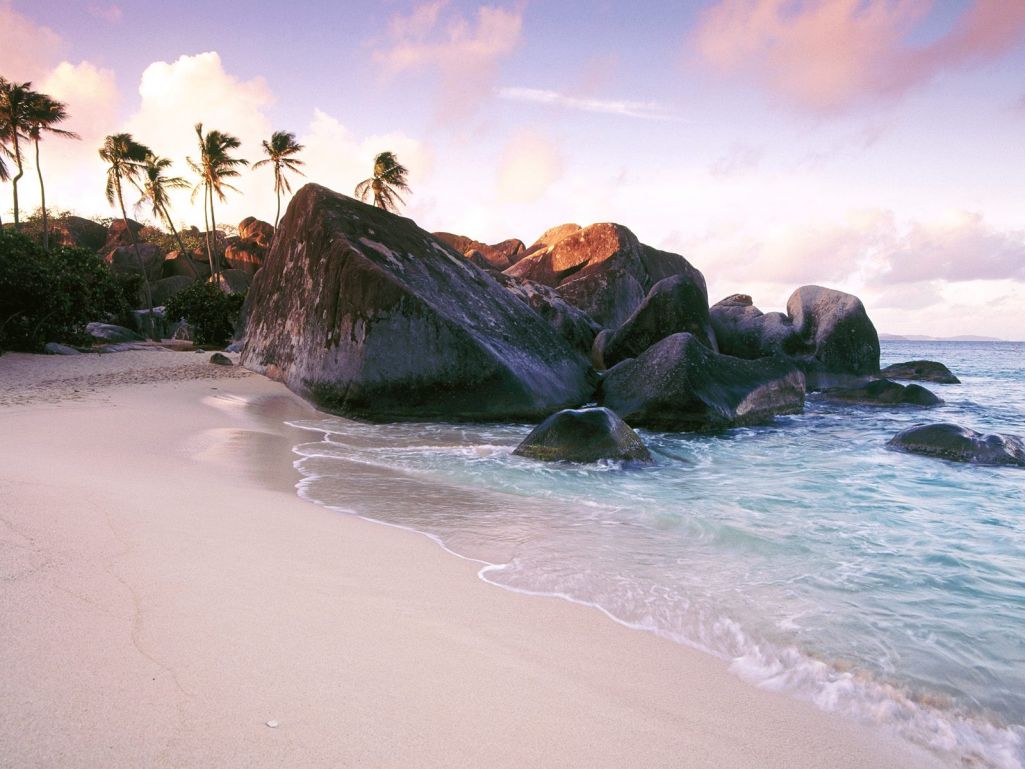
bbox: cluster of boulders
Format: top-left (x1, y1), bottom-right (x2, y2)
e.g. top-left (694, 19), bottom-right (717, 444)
top-left (233, 184), bottom-right (1017, 468)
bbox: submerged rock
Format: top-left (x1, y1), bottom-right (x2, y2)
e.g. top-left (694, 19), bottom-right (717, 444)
top-left (513, 407), bottom-right (652, 463)
top-left (241, 184), bottom-right (595, 421)
top-left (821, 379), bottom-right (942, 407)
top-left (887, 423), bottom-right (1025, 467)
top-left (880, 360), bottom-right (960, 384)
top-left (599, 332), bottom-right (806, 431)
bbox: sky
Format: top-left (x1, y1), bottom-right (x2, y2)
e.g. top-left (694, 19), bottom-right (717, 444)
top-left (3, 0), bottom-right (1025, 338)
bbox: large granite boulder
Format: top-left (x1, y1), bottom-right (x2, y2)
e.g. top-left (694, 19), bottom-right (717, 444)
top-left (711, 287), bottom-right (880, 389)
top-left (238, 217), bottom-right (274, 247)
top-left (504, 223), bottom-right (700, 328)
top-left (241, 184), bottom-right (596, 421)
top-left (212, 269), bottom-right (252, 295)
top-left (887, 423), bottom-right (1025, 468)
top-left (161, 250), bottom-right (210, 280)
top-left (599, 332), bottom-right (806, 431)
top-left (821, 379), bottom-right (942, 407)
top-left (49, 216), bottom-right (107, 251)
top-left (880, 360), bottom-right (960, 384)
top-left (523, 223), bottom-right (581, 257)
top-left (602, 272), bottom-right (717, 368)
top-left (496, 274), bottom-right (601, 354)
top-left (104, 243), bottom-right (163, 282)
top-left (224, 238), bottom-right (266, 275)
top-left (151, 275), bottom-right (194, 307)
top-left (104, 218), bottom-right (143, 249)
top-left (513, 407), bottom-right (652, 463)
top-left (86, 322), bottom-right (143, 343)
top-left (433, 232), bottom-right (526, 270)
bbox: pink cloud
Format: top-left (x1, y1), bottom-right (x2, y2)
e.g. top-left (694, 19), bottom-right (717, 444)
top-left (0, 1), bottom-right (65, 81)
top-left (692, 0), bottom-right (1025, 112)
top-left (87, 3), bottom-right (123, 23)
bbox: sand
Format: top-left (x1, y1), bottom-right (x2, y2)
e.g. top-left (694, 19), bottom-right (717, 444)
top-left (0, 350), bottom-right (949, 769)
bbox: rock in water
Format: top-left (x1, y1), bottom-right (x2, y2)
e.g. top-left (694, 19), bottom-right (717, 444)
top-left (513, 407), bottom-right (652, 463)
top-left (505, 222), bottom-right (700, 328)
top-left (600, 332), bottom-right (806, 431)
top-left (887, 423), bottom-right (1025, 468)
top-left (602, 272), bottom-right (717, 368)
top-left (786, 286), bottom-right (880, 388)
top-left (710, 294), bottom-right (800, 359)
top-left (821, 379), bottom-right (942, 406)
top-left (240, 184), bottom-right (595, 421)
top-left (880, 360), bottom-right (960, 384)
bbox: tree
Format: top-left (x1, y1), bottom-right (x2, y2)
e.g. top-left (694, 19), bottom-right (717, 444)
top-left (189, 124), bottom-right (247, 280)
top-left (134, 152), bottom-right (189, 257)
top-left (25, 92), bottom-right (79, 249)
top-left (99, 133), bottom-right (155, 336)
top-left (0, 77), bottom-right (35, 229)
top-left (252, 130), bottom-right (304, 228)
top-left (354, 151), bottom-right (411, 213)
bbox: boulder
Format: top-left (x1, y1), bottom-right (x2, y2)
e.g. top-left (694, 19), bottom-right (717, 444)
top-left (602, 272), bottom-right (717, 368)
top-left (104, 218), bottom-right (143, 249)
top-left (710, 294), bottom-right (801, 359)
top-left (880, 360), bottom-right (960, 384)
top-left (821, 379), bottom-right (942, 407)
top-left (151, 276), bottom-right (194, 307)
top-left (44, 342), bottom-right (81, 355)
top-left (495, 274), bottom-right (601, 354)
top-left (513, 407), bottom-right (652, 463)
top-left (887, 423), bottom-right (1025, 468)
top-left (787, 286), bottom-right (880, 388)
top-left (240, 184), bottom-right (596, 421)
top-left (591, 328), bottom-right (613, 371)
top-left (433, 232), bottom-right (526, 270)
top-left (161, 251), bottom-right (210, 280)
top-left (599, 332), bottom-right (806, 431)
top-left (238, 217), bottom-right (274, 247)
top-left (210, 352), bottom-right (233, 366)
top-left (104, 243), bottom-right (163, 282)
top-left (49, 216), bottom-right (107, 251)
top-left (86, 322), bottom-right (143, 343)
top-left (212, 269), bottom-right (252, 295)
top-left (506, 222), bottom-right (702, 328)
top-left (224, 239), bottom-right (266, 274)
top-left (523, 223), bottom-right (581, 257)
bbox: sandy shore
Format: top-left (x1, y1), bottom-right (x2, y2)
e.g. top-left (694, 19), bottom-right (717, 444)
top-left (0, 350), bottom-right (947, 769)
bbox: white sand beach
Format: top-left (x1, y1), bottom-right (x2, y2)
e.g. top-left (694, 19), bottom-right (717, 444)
top-left (0, 350), bottom-right (948, 769)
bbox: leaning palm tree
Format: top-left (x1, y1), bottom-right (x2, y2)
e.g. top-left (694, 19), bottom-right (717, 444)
top-left (188, 123), bottom-right (247, 280)
top-left (100, 133), bottom-right (155, 336)
top-left (25, 92), bottom-right (79, 249)
top-left (134, 152), bottom-right (189, 256)
top-left (0, 77), bottom-right (35, 229)
top-left (354, 151), bottom-right (411, 213)
top-left (252, 130), bottom-right (304, 228)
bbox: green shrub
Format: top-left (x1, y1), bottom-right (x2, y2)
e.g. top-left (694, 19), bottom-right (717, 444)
top-left (164, 281), bottom-right (246, 347)
top-left (0, 228), bottom-right (134, 352)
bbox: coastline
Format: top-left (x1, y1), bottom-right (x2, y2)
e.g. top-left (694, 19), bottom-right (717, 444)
top-left (0, 350), bottom-right (947, 769)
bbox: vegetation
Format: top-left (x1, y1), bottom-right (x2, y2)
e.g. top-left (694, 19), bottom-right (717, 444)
top-left (253, 131), bottom-right (304, 228)
top-left (0, 77), bottom-right (33, 228)
top-left (25, 91), bottom-right (79, 249)
top-left (355, 151), bottom-right (411, 213)
top-left (135, 152), bottom-right (190, 256)
top-left (164, 281), bottom-right (246, 347)
top-left (0, 228), bottom-right (134, 352)
top-left (189, 124), bottom-right (247, 279)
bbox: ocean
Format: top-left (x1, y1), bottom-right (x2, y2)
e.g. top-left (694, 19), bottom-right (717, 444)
top-left (288, 341), bottom-right (1025, 769)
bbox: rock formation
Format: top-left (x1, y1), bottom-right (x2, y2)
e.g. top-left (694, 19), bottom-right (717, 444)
top-left (226, 218), bottom-right (274, 275)
top-left (50, 216), bottom-right (107, 251)
top-left (495, 274), bottom-right (601, 354)
top-left (241, 184), bottom-right (595, 421)
top-left (887, 423), bottom-right (1025, 467)
top-left (433, 232), bottom-right (526, 270)
top-left (513, 407), bottom-right (652, 463)
top-left (821, 379), bottom-right (942, 407)
top-left (599, 332), bottom-right (806, 431)
top-left (880, 360), bottom-right (960, 384)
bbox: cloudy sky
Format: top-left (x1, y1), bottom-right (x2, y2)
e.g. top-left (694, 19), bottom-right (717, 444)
top-left (4, 0), bottom-right (1025, 338)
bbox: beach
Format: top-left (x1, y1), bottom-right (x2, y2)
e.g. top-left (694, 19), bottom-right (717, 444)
top-left (0, 350), bottom-right (948, 769)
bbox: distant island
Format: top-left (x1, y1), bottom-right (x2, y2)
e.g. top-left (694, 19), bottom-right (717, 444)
top-left (880, 333), bottom-right (1005, 342)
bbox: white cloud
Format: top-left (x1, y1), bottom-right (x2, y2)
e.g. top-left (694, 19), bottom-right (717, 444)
top-left (496, 130), bottom-right (563, 204)
top-left (497, 87), bottom-right (681, 121)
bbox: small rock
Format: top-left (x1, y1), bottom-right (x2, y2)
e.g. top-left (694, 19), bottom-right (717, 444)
top-left (821, 379), bottom-right (942, 407)
top-left (514, 407), bottom-right (652, 463)
top-left (265, 720), bottom-right (279, 728)
top-left (86, 322), bottom-right (144, 343)
top-left (887, 423), bottom-right (1025, 468)
top-left (210, 352), bottom-right (233, 366)
top-left (43, 342), bottom-right (81, 355)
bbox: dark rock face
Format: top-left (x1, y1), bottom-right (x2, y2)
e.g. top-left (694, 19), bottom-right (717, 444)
top-left (50, 216), bottom-right (107, 251)
top-left (161, 250), bottom-right (210, 280)
top-left (433, 232), bottom-right (526, 270)
top-left (104, 243), bottom-right (163, 282)
top-left (888, 423), bottom-right (1025, 467)
top-left (151, 275), bottom-right (193, 307)
top-left (591, 328), bottom-right (613, 371)
top-left (104, 218), bottom-right (143, 249)
top-left (86, 322), bottom-right (143, 343)
top-left (505, 223), bottom-right (700, 328)
top-left (496, 274), bottom-right (601, 354)
top-left (880, 360), bottom-right (960, 384)
top-left (213, 269), bottom-right (253, 295)
top-left (241, 184), bottom-right (596, 421)
top-left (600, 332), bottom-right (806, 431)
top-left (711, 287), bottom-right (880, 389)
top-left (513, 407), bottom-right (652, 463)
top-left (821, 379), bottom-right (942, 407)
top-left (602, 273), bottom-right (717, 368)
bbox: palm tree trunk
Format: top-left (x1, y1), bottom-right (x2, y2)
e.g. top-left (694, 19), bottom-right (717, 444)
top-left (11, 131), bottom-right (23, 229)
top-left (202, 181), bottom-right (214, 279)
top-left (209, 189), bottom-right (220, 282)
top-left (275, 187), bottom-right (281, 229)
top-left (35, 138), bottom-right (48, 250)
top-left (117, 176), bottom-right (155, 339)
top-left (159, 201), bottom-right (188, 257)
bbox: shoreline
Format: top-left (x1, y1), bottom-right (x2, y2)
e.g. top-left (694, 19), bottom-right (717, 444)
top-left (0, 350), bottom-right (948, 768)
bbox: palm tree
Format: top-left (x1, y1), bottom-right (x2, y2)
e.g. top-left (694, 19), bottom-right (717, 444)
top-left (25, 92), bottom-right (79, 249)
top-left (188, 123), bottom-right (247, 280)
top-left (252, 130), bottom-right (304, 228)
top-left (134, 152), bottom-right (189, 256)
top-left (100, 133), bottom-right (155, 336)
top-left (354, 151), bottom-right (411, 213)
top-left (0, 78), bottom-right (35, 229)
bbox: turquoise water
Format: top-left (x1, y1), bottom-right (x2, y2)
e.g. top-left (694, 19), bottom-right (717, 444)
top-left (289, 341), bottom-right (1025, 768)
